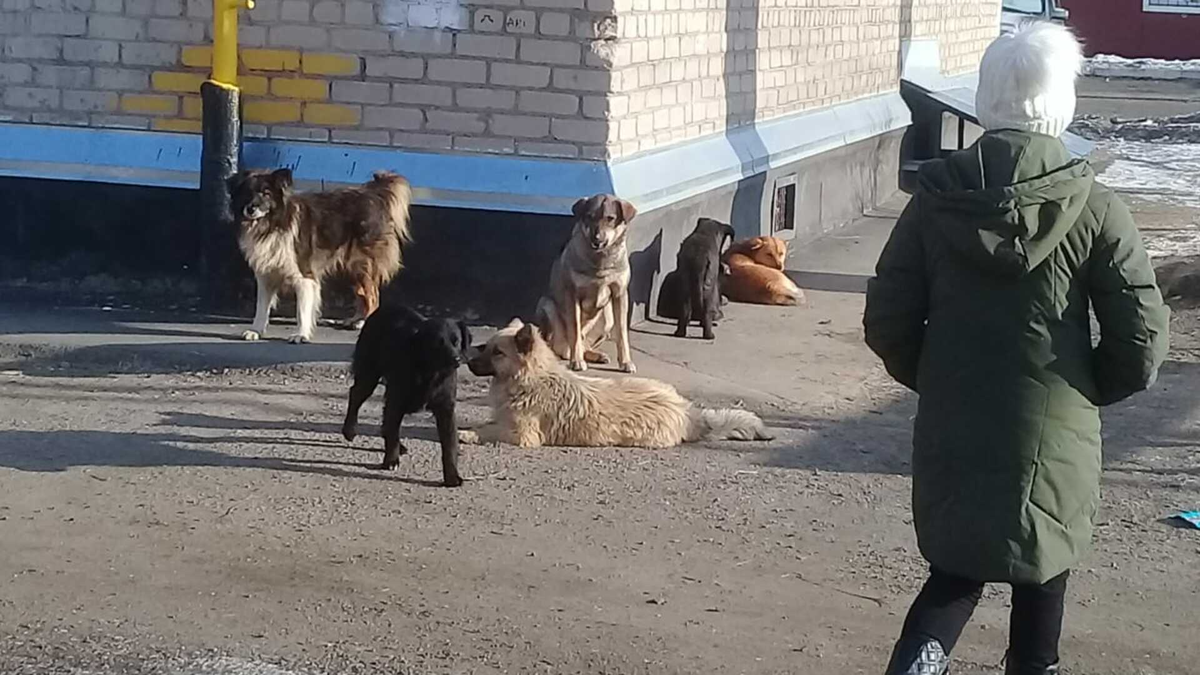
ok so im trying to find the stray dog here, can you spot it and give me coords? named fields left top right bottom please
left=535, top=194, right=637, bottom=373
left=228, top=168, right=412, bottom=343
left=341, top=304, right=471, bottom=487
left=459, top=319, right=772, bottom=448
left=721, top=236, right=805, bottom=306
left=672, top=218, right=736, bottom=339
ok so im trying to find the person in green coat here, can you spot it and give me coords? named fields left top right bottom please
left=864, top=21, right=1169, bottom=675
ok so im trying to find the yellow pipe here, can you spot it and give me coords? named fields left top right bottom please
left=212, top=0, right=254, bottom=86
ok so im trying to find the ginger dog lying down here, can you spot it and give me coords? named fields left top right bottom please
left=458, top=319, right=773, bottom=448
left=721, top=236, right=805, bottom=306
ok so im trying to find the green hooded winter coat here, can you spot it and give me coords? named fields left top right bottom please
left=864, top=130, right=1169, bottom=585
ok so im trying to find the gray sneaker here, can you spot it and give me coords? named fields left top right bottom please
left=884, top=638, right=950, bottom=675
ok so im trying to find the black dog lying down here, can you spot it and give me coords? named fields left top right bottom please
left=342, top=304, right=471, bottom=487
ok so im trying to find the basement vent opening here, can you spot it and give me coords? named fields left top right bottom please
left=772, top=175, right=797, bottom=234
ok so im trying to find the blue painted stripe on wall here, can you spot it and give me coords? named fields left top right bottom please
left=0, top=123, right=613, bottom=214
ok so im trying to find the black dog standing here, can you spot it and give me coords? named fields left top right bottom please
left=341, top=304, right=471, bottom=487
left=673, top=218, right=736, bottom=340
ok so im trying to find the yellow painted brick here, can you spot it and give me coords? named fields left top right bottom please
left=121, top=94, right=179, bottom=115
left=244, top=99, right=302, bottom=124
left=241, top=48, right=301, bottom=72
left=271, top=77, right=329, bottom=100
left=152, top=71, right=208, bottom=93
left=181, top=46, right=211, bottom=68
left=182, top=96, right=202, bottom=119
left=301, top=52, right=361, bottom=76
left=153, top=118, right=203, bottom=133
left=303, top=103, right=360, bottom=126
left=241, top=75, right=269, bottom=96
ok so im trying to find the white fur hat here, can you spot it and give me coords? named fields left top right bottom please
left=975, top=21, right=1084, bottom=138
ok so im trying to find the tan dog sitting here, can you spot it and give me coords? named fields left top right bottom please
left=721, top=236, right=805, bottom=306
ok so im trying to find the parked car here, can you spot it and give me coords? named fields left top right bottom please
left=1001, top=0, right=1068, bottom=33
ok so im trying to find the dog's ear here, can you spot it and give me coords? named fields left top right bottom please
left=514, top=322, right=537, bottom=355
left=616, top=198, right=637, bottom=223
left=748, top=238, right=765, bottom=251
left=572, top=197, right=589, bottom=218
left=269, top=167, right=294, bottom=189
left=721, top=224, right=736, bottom=250
left=504, top=317, right=524, bottom=331
left=456, top=320, right=471, bottom=356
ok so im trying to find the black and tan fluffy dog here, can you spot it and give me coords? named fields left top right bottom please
left=341, top=303, right=471, bottom=487
left=672, top=218, right=735, bottom=340
left=228, top=168, right=412, bottom=344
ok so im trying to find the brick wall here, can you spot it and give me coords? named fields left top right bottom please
left=0, top=0, right=997, bottom=163
left=0, top=0, right=616, bottom=158
left=605, top=0, right=999, bottom=158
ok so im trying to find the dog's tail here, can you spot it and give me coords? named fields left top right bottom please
left=685, top=407, right=773, bottom=442
left=371, top=171, right=413, bottom=247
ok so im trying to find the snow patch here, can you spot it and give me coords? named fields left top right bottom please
left=1097, top=140, right=1200, bottom=258
left=1084, top=54, right=1200, bottom=80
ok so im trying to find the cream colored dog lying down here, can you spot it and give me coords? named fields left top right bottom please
left=458, top=319, right=773, bottom=448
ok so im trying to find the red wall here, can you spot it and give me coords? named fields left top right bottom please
left=1062, top=0, right=1200, bottom=59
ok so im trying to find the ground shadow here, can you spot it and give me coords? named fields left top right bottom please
left=0, top=429, right=445, bottom=487
left=628, top=229, right=663, bottom=323
left=155, top=411, right=442, bottom=444
left=787, top=271, right=870, bottom=294
left=758, top=359, right=1200, bottom=479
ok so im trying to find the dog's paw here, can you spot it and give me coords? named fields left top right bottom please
left=443, top=473, right=464, bottom=488
left=619, top=361, right=637, bottom=374
left=287, top=333, right=312, bottom=344
left=458, top=429, right=481, bottom=444
left=376, top=458, right=400, bottom=471
left=341, top=423, right=356, bottom=442
left=241, top=330, right=262, bottom=341
left=702, top=331, right=715, bottom=341
left=673, top=328, right=687, bottom=338
left=568, top=359, right=588, bottom=372
left=348, top=319, right=365, bottom=330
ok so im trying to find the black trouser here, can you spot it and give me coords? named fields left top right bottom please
left=897, top=567, right=1069, bottom=670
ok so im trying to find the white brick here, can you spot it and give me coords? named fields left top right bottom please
left=332, top=80, right=390, bottom=104
left=490, top=113, right=547, bottom=138
left=2, top=0, right=33, bottom=9
left=474, top=8, right=502, bottom=32
left=271, top=126, right=329, bottom=141
left=427, top=58, right=486, bottom=84
left=332, top=28, right=389, bottom=52
left=440, top=5, right=468, bottom=29
left=89, top=16, right=144, bottom=40
left=184, top=0, right=210, bottom=17
left=147, top=18, right=203, bottom=43
left=519, top=90, right=577, bottom=115
left=154, top=0, right=182, bottom=16
left=453, top=136, right=514, bottom=154
left=393, top=131, right=452, bottom=150
left=332, top=129, right=391, bottom=146
left=279, top=0, right=308, bottom=21
left=126, top=0, right=154, bottom=15
left=0, top=12, right=29, bottom=34
left=426, top=110, right=485, bottom=133
left=344, top=0, right=373, bottom=25
left=490, top=62, right=549, bottom=87
left=312, top=0, right=340, bottom=22
left=392, top=83, right=452, bottom=106
left=63, top=37, right=117, bottom=62
left=270, top=25, right=327, bottom=48
left=241, top=25, right=267, bottom=47
left=0, top=62, right=32, bottom=83
left=94, top=66, right=147, bottom=89
left=520, top=38, right=579, bottom=65
left=33, top=64, right=90, bottom=87
left=551, top=117, right=605, bottom=143
left=243, top=123, right=268, bottom=138
left=34, top=111, right=89, bottom=125
left=364, top=56, right=423, bottom=79
left=518, top=141, right=579, bottom=158
left=539, top=12, right=571, bottom=37
left=553, top=68, right=608, bottom=92
left=32, top=0, right=62, bottom=7
left=93, top=114, right=150, bottom=129
left=4, top=36, right=62, bottom=59
left=31, top=11, right=87, bottom=35
left=407, top=4, right=438, bottom=28
left=120, top=41, right=176, bottom=65
left=391, top=28, right=452, bottom=54
left=456, top=33, right=515, bottom=59
left=91, top=0, right=120, bottom=10
left=248, top=0, right=278, bottom=20
left=362, top=105, right=422, bottom=129
left=63, top=89, right=118, bottom=111
left=0, top=111, right=32, bottom=122
left=4, top=86, right=60, bottom=109
left=524, top=0, right=582, bottom=8
left=580, top=145, right=607, bottom=160
left=456, top=87, right=514, bottom=110
left=504, top=10, right=535, bottom=34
